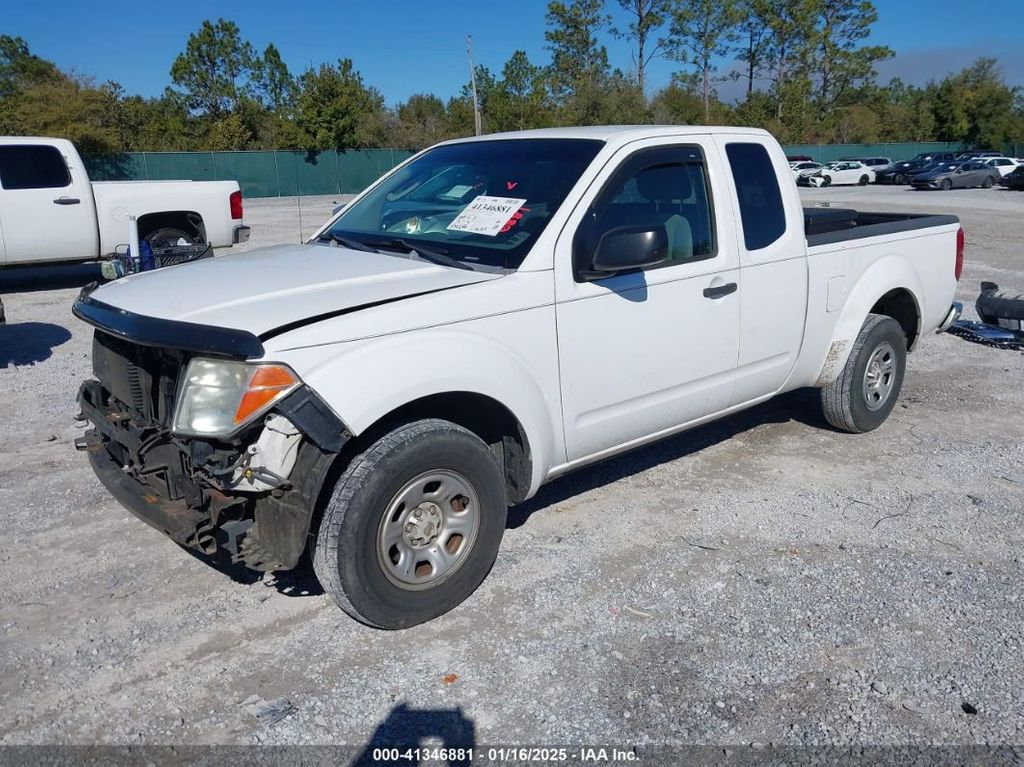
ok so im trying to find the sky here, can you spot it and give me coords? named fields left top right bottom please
left=4, top=0, right=1023, bottom=106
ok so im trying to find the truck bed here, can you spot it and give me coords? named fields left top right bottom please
left=804, top=207, right=959, bottom=247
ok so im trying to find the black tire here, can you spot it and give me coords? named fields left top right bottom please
left=821, top=175, right=832, bottom=187
left=312, top=419, right=508, bottom=629
left=939, top=179, right=952, bottom=191
left=0, top=297, right=5, bottom=324
left=858, top=175, right=870, bottom=186
left=820, top=314, right=907, bottom=434
left=895, top=173, right=906, bottom=185
left=982, top=176, right=994, bottom=189
left=144, top=227, right=199, bottom=249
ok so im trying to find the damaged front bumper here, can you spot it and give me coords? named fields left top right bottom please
left=76, top=377, right=346, bottom=571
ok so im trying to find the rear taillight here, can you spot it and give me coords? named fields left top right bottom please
left=230, top=190, right=243, bottom=220
left=955, top=227, right=965, bottom=281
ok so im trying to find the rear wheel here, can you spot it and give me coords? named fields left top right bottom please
left=982, top=176, right=994, bottom=189
left=312, top=419, right=508, bottom=629
left=895, top=173, right=907, bottom=185
left=821, top=314, right=907, bottom=434
left=144, top=226, right=200, bottom=249
left=858, top=175, right=870, bottom=186
left=821, top=175, right=832, bottom=187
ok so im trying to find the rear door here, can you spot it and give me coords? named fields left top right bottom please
left=716, top=138, right=809, bottom=405
left=0, top=143, right=98, bottom=264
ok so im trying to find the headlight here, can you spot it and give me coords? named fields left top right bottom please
left=172, top=359, right=300, bottom=437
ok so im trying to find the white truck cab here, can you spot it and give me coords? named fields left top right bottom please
left=73, top=126, right=963, bottom=628
left=0, top=137, right=249, bottom=266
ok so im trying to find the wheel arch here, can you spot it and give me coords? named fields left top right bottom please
left=137, top=210, right=207, bottom=243
left=815, top=255, right=924, bottom=387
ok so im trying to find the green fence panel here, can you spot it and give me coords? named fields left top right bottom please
left=85, top=142, right=1016, bottom=198
left=781, top=142, right=967, bottom=163
left=210, top=151, right=281, bottom=198
left=142, top=152, right=217, bottom=181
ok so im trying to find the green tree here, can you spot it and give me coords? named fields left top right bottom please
left=296, top=59, right=384, bottom=149
left=612, top=0, right=669, bottom=99
left=170, top=19, right=258, bottom=116
left=668, top=0, right=742, bottom=121
left=755, top=0, right=818, bottom=122
left=545, top=0, right=612, bottom=102
left=735, top=1, right=770, bottom=95
left=254, top=43, right=295, bottom=113
left=812, top=0, right=891, bottom=110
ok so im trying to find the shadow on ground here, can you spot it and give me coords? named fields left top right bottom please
left=507, top=387, right=829, bottom=529
left=0, top=263, right=104, bottom=293
left=353, top=703, right=476, bottom=765
left=0, top=321, right=73, bottom=368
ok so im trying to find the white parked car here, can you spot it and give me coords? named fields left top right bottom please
left=982, top=157, right=1020, bottom=177
left=0, top=137, right=249, bottom=266
left=74, top=126, right=963, bottom=628
left=791, top=161, right=824, bottom=179
left=819, top=161, right=876, bottom=186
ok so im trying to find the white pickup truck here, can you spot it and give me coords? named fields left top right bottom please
left=73, top=126, right=963, bottom=629
left=0, top=137, right=249, bottom=266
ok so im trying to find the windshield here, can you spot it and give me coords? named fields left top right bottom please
left=320, top=138, right=603, bottom=271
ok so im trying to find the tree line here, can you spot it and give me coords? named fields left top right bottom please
left=1, top=1, right=1021, bottom=154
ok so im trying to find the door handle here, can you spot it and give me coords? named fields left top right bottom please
left=703, top=282, right=737, bottom=299
left=53, top=197, right=81, bottom=205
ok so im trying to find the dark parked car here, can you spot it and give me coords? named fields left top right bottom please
left=1002, top=165, right=1024, bottom=190
left=956, top=150, right=1002, bottom=160
left=876, top=159, right=930, bottom=184
left=910, top=160, right=1000, bottom=190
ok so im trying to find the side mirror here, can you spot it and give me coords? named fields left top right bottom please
left=591, top=225, right=669, bottom=274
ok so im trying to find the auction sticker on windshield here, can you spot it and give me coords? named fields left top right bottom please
left=447, top=195, right=527, bottom=236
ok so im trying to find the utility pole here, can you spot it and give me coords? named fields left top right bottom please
left=467, top=35, right=482, bottom=136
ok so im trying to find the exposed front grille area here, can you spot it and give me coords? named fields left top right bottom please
left=91, top=331, right=186, bottom=425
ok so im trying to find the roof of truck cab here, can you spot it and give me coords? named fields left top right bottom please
left=441, top=125, right=772, bottom=146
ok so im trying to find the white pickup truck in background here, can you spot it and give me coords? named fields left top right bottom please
left=73, top=126, right=963, bottom=629
left=0, top=137, right=249, bottom=266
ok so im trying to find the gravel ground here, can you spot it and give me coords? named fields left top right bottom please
left=1, top=185, right=1022, bottom=750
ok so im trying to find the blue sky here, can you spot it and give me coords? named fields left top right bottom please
left=5, top=0, right=1023, bottom=105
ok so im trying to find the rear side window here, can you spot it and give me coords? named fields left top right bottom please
left=725, top=142, right=786, bottom=251
left=0, top=145, right=71, bottom=190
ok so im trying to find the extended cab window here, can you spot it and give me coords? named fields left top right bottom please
left=725, top=142, right=786, bottom=251
left=0, top=145, right=72, bottom=190
left=575, top=146, right=715, bottom=278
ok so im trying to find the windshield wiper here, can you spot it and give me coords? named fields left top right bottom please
left=315, top=232, right=380, bottom=253
left=369, top=238, right=476, bottom=271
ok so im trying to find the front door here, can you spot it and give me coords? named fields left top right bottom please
left=554, top=139, right=741, bottom=462
left=0, top=143, right=97, bottom=264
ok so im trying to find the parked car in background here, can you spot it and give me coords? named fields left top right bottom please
left=73, top=125, right=964, bottom=628
left=910, top=160, right=1000, bottom=190
left=911, top=151, right=958, bottom=164
left=982, top=157, right=1020, bottom=177
left=1001, top=165, right=1024, bottom=190
left=786, top=155, right=814, bottom=162
left=956, top=151, right=1002, bottom=161
left=818, top=160, right=875, bottom=186
left=854, top=156, right=894, bottom=172
left=0, top=137, right=250, bottom=267
left=876, top=159, right=931, bottom=184
left=791, top=161, right=824, bottom=179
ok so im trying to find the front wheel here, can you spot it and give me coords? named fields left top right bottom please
left=859, top=175, right=870, bottom=186
left=982, top=176, right=994, bottom=189
left=820, top=314, right=907, bottom=434
left=939, top=179, right=952, bottom=191
left=894, top=173, right=906, bottom=185
left=312, top=419, right=508, bottom=629
left=821, top=175, right=832, bottom=187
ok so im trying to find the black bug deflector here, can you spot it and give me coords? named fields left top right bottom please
left=72, top=284, right=265, bottom=360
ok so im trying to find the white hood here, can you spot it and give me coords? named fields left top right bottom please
left=89, top=244, right=500, bottom=336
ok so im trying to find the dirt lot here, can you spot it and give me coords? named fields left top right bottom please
left=1, top=186, right=1022, bottom=749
